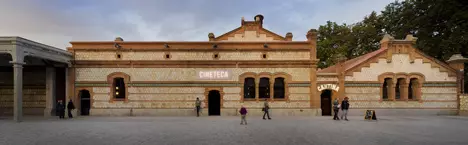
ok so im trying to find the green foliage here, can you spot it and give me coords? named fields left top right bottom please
left=317, top=0, right=468, bottom=69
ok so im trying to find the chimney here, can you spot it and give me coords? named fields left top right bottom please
left=447, top=54, right=468, bottom=72
left=285, top=32, right=293, bottom=41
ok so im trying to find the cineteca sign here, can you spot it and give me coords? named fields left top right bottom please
left=198, top=70, right=232, bottom=80
left=317, top=84, right=339, bottom=92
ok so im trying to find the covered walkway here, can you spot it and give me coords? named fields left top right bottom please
left=0, top=37, right=73, bottom=122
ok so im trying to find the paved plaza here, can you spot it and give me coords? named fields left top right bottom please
left=1, top=116, right=468, bottom=145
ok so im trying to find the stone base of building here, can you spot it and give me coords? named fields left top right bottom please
left=0, top=107, right=46, bottom=116
left=89, top=108, right=321, bottom=116
left=459, top=111, right=468, bottom=116
left=345, top=109, right=458, bottom=116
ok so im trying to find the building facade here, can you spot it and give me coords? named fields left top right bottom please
left=318, top=34, right=465, bottom=116
left=69, top=15, right=321, bottom=116
left=2, top=15, right=465, bottom=121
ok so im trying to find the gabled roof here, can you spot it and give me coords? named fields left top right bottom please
left=209, top=15, right=290, bottom=41
left=318, top=34, right=458, bottom=76
left=318, top=48, right=387, bottom=73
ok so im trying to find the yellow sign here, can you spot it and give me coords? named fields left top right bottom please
left=317, top=84, right=339, bottom=92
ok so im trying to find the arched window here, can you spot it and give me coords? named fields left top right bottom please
left=274, top=77, right=285, bottom=99
left=113, top=77, right=126, bottom=99
left=382, top=78, right=392, bottom=100
left=408, top=78, right=419, bottom=100
left=243, top=77, right=255, bottom=99
left=395, top=78, right=405, bottom=100
left=259, top=77, right=270, bottom=99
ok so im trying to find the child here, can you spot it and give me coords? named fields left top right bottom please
left=239, top=105, right=248, bottom=125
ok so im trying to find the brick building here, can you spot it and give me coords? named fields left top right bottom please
left=1, top=15, right=467, bottom=120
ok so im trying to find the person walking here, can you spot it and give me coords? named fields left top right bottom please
left=262, top=99, right=271, bottom=120
left=195, top=98, right=201, bottom=117
left=67, top=99, right=75, bottom=118
left=341, top=97, right=350, bottom=121
left=239, top=105, right=248, bottom=125
left=332, top=98, right=340, bottom=120
left=56, top=100, right=65, bottom=119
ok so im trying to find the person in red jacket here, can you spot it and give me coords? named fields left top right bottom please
left=239, top=105, right=248, bottom=125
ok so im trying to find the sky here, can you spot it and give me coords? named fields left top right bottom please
left=0, top=0, right=396, bottom=49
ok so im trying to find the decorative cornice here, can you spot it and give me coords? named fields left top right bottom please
left=74, top=82, right=310, bottom=87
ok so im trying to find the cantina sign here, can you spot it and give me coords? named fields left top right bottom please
left=317, top=84, right=339, bottom=92
left=198, top=70, right=232, bottom=80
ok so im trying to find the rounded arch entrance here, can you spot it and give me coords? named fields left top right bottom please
left=78, top=89, right=91, bottom=116
left=204, top=87, right=224, bottom=116
left=319, top=89, right=339, bottom=116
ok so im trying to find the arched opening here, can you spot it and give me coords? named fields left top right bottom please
left=243, top=77, right=255, bottom=99
left=382, top=78, right=392, bottom=100
left=320, top=89, right=333, bottom=116
left=396, top=78, right=405, bottom=100
left=208, top=90, right=221, bottom=116
left=273, top=77, right=285, bottom=99
left=259, top=77, right=270, bottom=99
left=409, top=78, right=419, bottom=100
left=79, top=90, right=91, bottom=116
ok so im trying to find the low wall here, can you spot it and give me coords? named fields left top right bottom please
left=89, top=108, right=320, bottom=116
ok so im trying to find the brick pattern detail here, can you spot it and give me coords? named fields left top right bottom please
left=421, top=87, right=457, bottom=94
left=76, top=68, right=310, bottom=82
left=0, top=88, right=46, bottom=108
left=317, top=76, right=338, bottom=82
left=350, top=102, right=456, bottom=108
left=127, top=94, right=206, bottom=101
left=224, top=101, right=310, bottom=108
left=226, top=31, right=276, bottom=41
left=344, top=87, right=458, bottom=107
left=222, top=87, right=241, bottom=94
left=460, top=94, right=468, bottom=111
left=421, top=94, right=457, bottom=101
left=289, top=87, right=310, bottom=94
left=74, top=51, right=310, bottom=61
left=345, top=54, right=457, bottom=82
left=93, top=101, right=196, bottom=108
left=288, top=94, right=310, bottom=100
left=128, top=87, right=206, bottom=94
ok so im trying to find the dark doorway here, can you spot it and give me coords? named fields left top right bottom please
left=320, top=90, right=332, bottom=116
left=79, top=90, right=91, bottom=116
left=208, top=90, right=221, bottom=116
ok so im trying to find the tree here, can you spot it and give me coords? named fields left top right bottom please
left=317, top=21, right=352, bottom=68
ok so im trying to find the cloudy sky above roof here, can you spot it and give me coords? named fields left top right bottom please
left=0, top=0, right=395, bottom=49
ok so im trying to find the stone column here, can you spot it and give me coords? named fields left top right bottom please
left=310, top=65, right=318, bottom=108
left=44, top=67, right=56, bottom=117
left=270, top=79, right=274, bottom=101
left=11, top=62, right=24, bottom=122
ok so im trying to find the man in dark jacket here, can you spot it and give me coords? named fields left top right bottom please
left=341, top=97, right=350, bottom=121
left=56, top=100, right=65, bottom=119
left=67, top=99, right=75, bottom=118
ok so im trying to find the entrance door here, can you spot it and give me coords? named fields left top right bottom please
left=208, top=90, right=221, bottom=116
left=79, top=90, right=91, bottom=116
left=320, top=90, right=332, bottom=116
